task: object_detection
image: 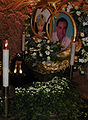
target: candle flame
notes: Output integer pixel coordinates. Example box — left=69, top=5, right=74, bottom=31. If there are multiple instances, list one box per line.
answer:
left=4, top=40, right=8, bottom=49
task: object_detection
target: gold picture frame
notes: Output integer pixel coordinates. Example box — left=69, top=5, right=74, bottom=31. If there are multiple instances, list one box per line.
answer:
left=31, top=4, right=54, bottom=39
left=46, top=10, right=77, bottom=44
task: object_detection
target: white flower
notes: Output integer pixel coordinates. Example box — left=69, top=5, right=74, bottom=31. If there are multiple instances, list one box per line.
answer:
left=47, top=40, right=50, bottom=43
left=75, top=6, right=78, bottom=10
left=26, top=34, right=30, bottom=37
left=67, top=8, right=70, bottom=12
left=37, top=44, right=41, bottom=48
left=81, top=71, right=85, bottom=74
left=83, top=21, right=88, bottom=26
left=29, top=86, right=35, bottom=90
left=79, top=59, right=87, bottom=63
left=62, top=7, right=65, bottom=11
left=42, top=85, right=46, bottom=89
left=50, top=49, right=53, bottom=52
left=45, top=88, right=50, bottom=92
left=80, top=32, right=85, bottom=37
left=67, top=5, right=72, bottom=12
left=30, top=47, right=34, bottom=51
left=47, top=56, right=51, bottom=61
left=45, top=50, right=50, bottom=55
left=47, top=45, right=50, bottom=50
left=82, top=49, right=85, bottom=54
left=39, top=53, right=43, bottom=57
left=76, top=11, right=81, bottom=16
left=37, top=38, right=42, bottom=43
left=32, top=52, right=36, bottom=56
left=83, top=22, right=86, bottom=26
left=82, top=38, right=86, bottom=41
left=84, top=59, right=87, bottom=63
left=42, top=61, right=46, bottom=64
left=79, top=59, right=84, bottom=63
left=67, top=5, right=72, bottom=9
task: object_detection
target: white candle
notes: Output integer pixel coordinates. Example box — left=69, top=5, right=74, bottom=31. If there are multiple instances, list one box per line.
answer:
left=70, top=43, right=76, bottom=66
left=3, top=49, right=9, bottom=87
left=22, top=32, right=25, bottom=51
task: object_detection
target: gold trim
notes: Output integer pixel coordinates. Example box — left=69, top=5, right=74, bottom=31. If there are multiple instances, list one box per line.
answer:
left=31, top=4, right=54, bottom=39
left=46, top=10, right=77, bottom=42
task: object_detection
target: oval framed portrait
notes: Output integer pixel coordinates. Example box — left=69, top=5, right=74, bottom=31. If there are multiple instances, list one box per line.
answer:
left=46, top=10, right=77, bottom=50
left=31, top=4, right=54, bottom=39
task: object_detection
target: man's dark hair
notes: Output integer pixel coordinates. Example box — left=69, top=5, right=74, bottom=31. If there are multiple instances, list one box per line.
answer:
left=56, top=17, right=68, bottom=29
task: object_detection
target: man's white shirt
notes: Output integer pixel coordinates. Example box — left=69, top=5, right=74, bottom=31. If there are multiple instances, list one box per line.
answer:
left=51, top=32, right=71, bottom=50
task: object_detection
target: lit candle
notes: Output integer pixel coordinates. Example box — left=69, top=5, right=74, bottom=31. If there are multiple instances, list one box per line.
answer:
left=22, top=32, right=25, bottom=51
left=3, top=40, right=9, bottom=87
left=70, top=42, right=76, bottom=66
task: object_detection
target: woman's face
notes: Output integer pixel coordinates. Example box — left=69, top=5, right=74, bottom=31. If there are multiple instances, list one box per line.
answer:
left=37, top=22, right=44, bottom=32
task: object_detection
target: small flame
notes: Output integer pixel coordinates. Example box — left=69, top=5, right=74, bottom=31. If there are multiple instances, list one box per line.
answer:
left=4, top=40, right=8, bottom=48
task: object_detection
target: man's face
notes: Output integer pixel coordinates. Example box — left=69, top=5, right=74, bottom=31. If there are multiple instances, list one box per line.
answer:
left=56, top=21, right=67, bottom=42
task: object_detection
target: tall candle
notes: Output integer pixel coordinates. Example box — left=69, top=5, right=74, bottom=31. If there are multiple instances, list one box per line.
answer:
left=3, top=49, right=9, bottom=87
left=70, top=43, right=76, bottom=66
left=22, top=32, right=25, bottom=51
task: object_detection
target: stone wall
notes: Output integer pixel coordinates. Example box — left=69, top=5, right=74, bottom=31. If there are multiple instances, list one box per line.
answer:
left=0, top=0, right=38, bottom=60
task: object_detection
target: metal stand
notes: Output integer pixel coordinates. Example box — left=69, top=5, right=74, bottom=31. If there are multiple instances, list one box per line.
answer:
left=70, top=65, right=73, bottom=80
left=22, top=51, right=25, bottom=59
left=4, top=87, right=8, bottom=118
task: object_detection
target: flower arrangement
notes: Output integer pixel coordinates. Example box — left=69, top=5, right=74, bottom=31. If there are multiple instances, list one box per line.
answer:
left=61, top=1, right=88, bottom=74
left=0, top=76, right=83, bottom=120
left=25, top=35, right=68, bottom=74
left=25, top=1, right=88, bottom=74
left=25, top=37, right=62, bottom=67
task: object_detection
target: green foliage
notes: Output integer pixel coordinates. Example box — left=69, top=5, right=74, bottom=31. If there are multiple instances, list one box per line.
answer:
left=25, top=37, right=62, bottom=69
left=0, top=77, right=83, bottom=120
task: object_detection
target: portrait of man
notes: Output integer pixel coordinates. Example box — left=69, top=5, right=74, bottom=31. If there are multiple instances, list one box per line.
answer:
left=51, top=17, right=72, bottom=50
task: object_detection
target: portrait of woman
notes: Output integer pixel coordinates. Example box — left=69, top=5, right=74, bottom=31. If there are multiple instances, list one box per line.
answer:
left=32, top=7, right=51, bottom=38
left=35, top=14, right=46, bottom=36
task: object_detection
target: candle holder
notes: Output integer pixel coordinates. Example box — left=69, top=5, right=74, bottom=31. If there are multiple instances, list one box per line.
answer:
left=4, top=87, right=8, bottom=118
left=22, top=51, right=25, bottom=59
left=70, top=42, right=76, bottom=80
left=3, top=39, right=9, bottom=118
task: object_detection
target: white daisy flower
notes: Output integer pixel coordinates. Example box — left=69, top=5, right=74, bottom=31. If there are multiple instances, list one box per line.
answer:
left=42, top=61, right=46, bottom=64
left=81, top=71, right=85, bottom=74
left=45, top=51, right=50, bottom=55
left=32, top=52, right=36, bottom=56
left=83, top=22, right=86, bottom=26
left=47, top=40, right=50, bottom=43
left=75, top=6, right=78, bottom=10
left=37, top=44, right=41, bottom=48
left=39, top=53, right=43, bottom=57
left=79, top=59, right=84, bottom=63
left=37, top=39, right=42, bottom=42
left=80, top=32, right=85, bottom=37
left=82, top=38, right=86, bottom=41
left=47, top=56, right=51, bottom=61
left=62, top=7, right=65, bottom=11
left=76, top=11, right=81, bottom=16
left=47, top=45, right=50, bottom=50
left=30, top=47, right=34, bottom=51
left=67, top=5, right=72, bottom=12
